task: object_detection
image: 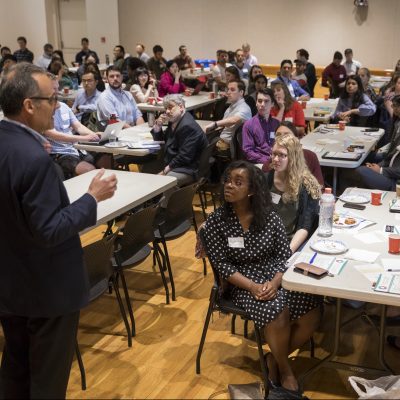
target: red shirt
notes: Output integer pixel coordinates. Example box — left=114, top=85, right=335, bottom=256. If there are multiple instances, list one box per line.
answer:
left=270, top=101, right=306, bottom=128
left=322, top=63, right=346, bottom=87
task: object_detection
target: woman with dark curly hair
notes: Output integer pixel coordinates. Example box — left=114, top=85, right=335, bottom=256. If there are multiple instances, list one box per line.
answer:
left=204, top=160, right=321, bottom=398
left=331, top=74, right=376, bottom=126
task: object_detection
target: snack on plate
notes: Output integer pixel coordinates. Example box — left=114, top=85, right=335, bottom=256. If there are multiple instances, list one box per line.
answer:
left=333, top=213, right=340, bottom=223
left=344, top=217, right=356, bottom=225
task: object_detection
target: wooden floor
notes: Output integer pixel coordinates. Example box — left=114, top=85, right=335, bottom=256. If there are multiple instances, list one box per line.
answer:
left=50, top=197, right=398, bottom=399
left=2, top=87, right=399, bottom=399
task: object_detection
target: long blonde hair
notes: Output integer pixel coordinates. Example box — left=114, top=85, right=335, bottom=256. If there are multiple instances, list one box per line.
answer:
left=273, top=133, right=321, bottom=202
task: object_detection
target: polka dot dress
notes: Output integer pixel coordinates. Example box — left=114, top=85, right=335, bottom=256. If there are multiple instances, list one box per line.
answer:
left=204, top=207, right=320, bottom=328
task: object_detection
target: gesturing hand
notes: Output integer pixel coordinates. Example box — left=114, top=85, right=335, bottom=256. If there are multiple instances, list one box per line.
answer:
left=87, top=169, right=117, bottom=202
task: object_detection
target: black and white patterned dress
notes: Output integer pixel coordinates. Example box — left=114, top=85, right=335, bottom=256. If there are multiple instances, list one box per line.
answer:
left=204, top=206, right=320, bottom=328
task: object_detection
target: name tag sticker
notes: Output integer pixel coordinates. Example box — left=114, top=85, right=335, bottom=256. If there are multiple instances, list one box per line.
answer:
left=284, top=117, right=293, bottom=123
left=270, top=131, right=275, bottom=139
left=228, top=237, right=245, bottom=248
left=271, top=192, right=281, bottom=204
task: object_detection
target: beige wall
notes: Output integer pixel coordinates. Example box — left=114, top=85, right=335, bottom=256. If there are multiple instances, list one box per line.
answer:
left=118, top=0, right=400, bottom=70
left=0, top=0, right=49, bottom=62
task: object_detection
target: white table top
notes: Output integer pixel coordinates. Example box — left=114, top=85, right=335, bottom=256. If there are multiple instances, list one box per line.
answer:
left=74, top=120, right=213, bottom=154
left=137, top=92, right=220, bottom=112
left=181, top=67, right=211, bottom=80
left=64, top=169, right=176, bottom=233
left=283, top=190, right=400, bottom=307
left=300, top=126, right=384, bottom=169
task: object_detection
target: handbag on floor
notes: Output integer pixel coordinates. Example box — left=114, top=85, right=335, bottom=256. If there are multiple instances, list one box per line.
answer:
left=228, top=382, right=265, bottom=400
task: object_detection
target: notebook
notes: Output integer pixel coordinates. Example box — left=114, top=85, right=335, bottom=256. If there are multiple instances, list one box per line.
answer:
left=322, top=151, right=362, bottom=161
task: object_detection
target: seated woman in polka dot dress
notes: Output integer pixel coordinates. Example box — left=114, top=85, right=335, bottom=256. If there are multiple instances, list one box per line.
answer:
left=204, top=161, right=321, bottom=397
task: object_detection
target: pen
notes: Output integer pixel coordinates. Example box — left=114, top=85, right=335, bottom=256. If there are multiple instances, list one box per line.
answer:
left=309, top=252, right=317, bottom=264
left=387, top=269, right=400, bottom=272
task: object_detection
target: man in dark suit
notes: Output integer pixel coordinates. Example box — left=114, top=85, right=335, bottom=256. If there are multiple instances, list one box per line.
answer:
left=0, top=63, right=117, bottom=399
left=151, top=94, right=208, bottom=187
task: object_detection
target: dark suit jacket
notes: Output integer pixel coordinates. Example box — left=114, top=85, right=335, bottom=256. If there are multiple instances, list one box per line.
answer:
left=151, top=112, right=208, bottom=179
left=0, top=120, right=97, bottom=318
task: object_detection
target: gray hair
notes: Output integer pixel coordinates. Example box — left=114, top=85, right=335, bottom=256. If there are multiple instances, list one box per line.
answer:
left=0, top=62, right=46, bottom=116
left=163, top=94, right=186, bottom=108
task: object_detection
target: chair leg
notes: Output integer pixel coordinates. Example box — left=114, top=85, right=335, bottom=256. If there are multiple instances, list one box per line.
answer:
left=254, top=326, right=269, bottom=391
left=196, top=295, right=215, bottom=374
left=118, top=269, right=136, bottom=338
left=161, top=239, right=176, bottom=301
left=198, top=190, right=208, bottom=221
left=310, top=336, right=315, bottom=358
left=231, top=314, right=237, bottom=335
left=244, top=319, right=249, bottom=338
left=153, top=242, right=170, bottom=305
left=75, top=340, right=86, bottom=391
left=113, top=273, right=133, bottom=347
left=202, top=257, right=207, bottom=276
left=192, top=207, right=199, bottom=233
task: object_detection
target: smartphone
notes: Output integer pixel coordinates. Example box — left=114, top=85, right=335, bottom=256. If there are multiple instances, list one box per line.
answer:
left=362, top=128, right=379, bottom=132
left=343, top=203, right=366, bottom=210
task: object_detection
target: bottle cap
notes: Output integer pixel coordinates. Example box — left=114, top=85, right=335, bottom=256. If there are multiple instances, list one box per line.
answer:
left=324, top=188, right=332, bottom=194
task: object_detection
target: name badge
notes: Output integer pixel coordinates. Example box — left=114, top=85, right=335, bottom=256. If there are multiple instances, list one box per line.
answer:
left=339, top=74, right=344, bottom=78
left=270, top=131, right=275, bottom=139
left=284, top=117, right=293, bottom=123
left=271, top=192, right=281, bottom=204
left=228, top=237, right=245, bottom=248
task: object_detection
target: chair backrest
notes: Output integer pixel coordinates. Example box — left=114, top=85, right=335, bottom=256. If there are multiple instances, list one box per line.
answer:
left=116, top=204, right=159, bottom=263
left=161, top=184, right=197, bottom=234
left=83, top=232, right=117, bottom=290
left=199, top=226, right=233, bottom=299
left=230, top=123, right=244, bottom=160
left=197, top=136, right=220, bottom=180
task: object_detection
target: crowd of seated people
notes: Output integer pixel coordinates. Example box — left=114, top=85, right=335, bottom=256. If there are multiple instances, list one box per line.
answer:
left=3, top=33, right=400, bottom=399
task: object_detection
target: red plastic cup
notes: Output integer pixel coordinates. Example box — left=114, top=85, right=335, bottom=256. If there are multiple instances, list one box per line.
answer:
left=209, top=92, right=216, bottom=99
left=389, top=234, right=400, bottom=254
left=184, top=89, right=191, bottom=96
left=63, top=87, right=69, bottom=95
left=301, top=101, right=307, bottom=109
left=148, top=97, right=155, bottom=105
left=324, top=94, right=329, bottom=100
left=371, top=191, right=382, bottom=206
left=339, top=121, right=346, bottom=131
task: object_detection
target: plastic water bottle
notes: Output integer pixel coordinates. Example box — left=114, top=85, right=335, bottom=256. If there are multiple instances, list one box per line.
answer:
left=105, top=54, right=110, bottom=65
left=318, top=188, right=335, bottom=237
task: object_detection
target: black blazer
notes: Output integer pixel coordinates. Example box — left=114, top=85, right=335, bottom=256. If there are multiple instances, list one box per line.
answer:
left=0, top=120, right=97, bottom=318
left=152, top=112, right=208, bottom=179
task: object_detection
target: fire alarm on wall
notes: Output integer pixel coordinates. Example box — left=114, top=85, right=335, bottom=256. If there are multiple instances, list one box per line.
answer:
left=101, top=37, right=106, bottom=43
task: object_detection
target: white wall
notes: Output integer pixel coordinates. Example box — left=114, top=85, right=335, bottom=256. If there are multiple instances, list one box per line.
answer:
left=118, top=0, right=400, bottom=69
left=0, top=0, right=49, bottom=62
left=86, top=0, right=119, bottom=64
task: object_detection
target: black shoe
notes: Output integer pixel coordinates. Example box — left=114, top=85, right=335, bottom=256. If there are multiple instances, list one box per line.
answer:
left=387, top=335, right=400, bottom=350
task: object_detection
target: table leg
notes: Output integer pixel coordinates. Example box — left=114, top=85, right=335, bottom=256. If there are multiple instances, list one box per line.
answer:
left=299, top=298, right=342, bottom=388
left=378, top=304, right=394, bottom=374
left=332, top=167, right=337, bottom=195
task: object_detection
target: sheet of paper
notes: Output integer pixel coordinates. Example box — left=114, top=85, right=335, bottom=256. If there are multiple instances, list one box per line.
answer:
left=355, top=231, right=385, bottom=244
left=292, top=252, right=335, bottom=270
left=345, top=248, right=380, bottom=263
left=328, top=258, right=347, bottom=275
left=381, top=258, right=400, bottom=272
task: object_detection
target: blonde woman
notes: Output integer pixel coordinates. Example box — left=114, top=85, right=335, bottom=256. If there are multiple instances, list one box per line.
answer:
left=265, top=133, right=321, bottom=252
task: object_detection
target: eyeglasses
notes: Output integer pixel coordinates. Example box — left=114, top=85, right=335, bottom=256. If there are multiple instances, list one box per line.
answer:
left=82, top=79, right=95, bottom=84
left=30, top=94, right=58, bottom=105
left=272, top=152, right=288, bottom=160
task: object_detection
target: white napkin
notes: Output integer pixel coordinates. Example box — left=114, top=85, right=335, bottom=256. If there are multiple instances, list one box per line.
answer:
left=355, top=231, right=385, bottom=244
left=345, top=249, right=380, bottom=263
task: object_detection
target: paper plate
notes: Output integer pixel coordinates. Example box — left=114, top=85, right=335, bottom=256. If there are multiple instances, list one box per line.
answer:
left=310, top=239, right=348, bottom=254
left=333, top=214, right=362, bottom=229
left=104, top=142, right=127, bottom=148
left=339, top=194, right=370, bottom=204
